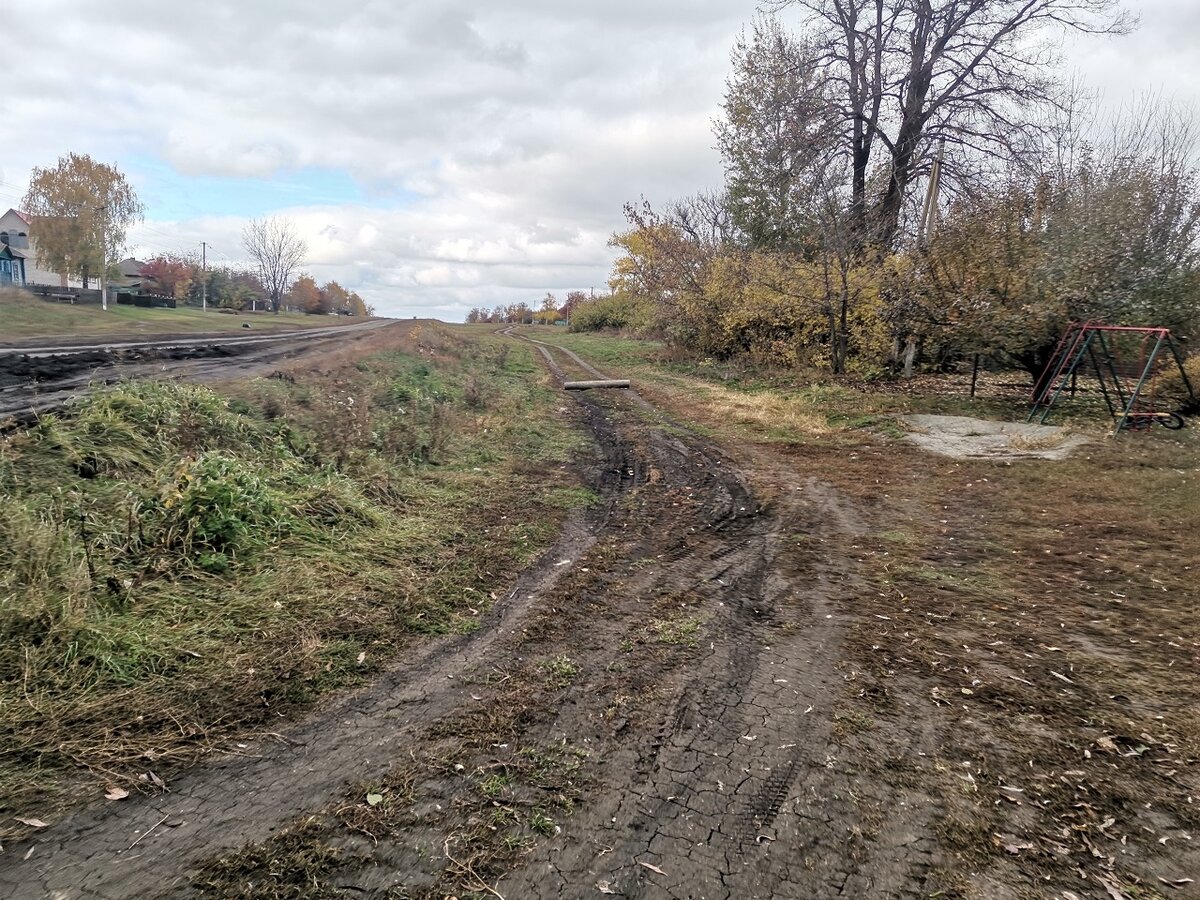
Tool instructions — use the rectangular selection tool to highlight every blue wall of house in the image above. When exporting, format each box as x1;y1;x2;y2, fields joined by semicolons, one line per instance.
0;255;25;286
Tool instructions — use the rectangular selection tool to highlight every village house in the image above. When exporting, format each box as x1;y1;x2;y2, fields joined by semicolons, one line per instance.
0;208;84;289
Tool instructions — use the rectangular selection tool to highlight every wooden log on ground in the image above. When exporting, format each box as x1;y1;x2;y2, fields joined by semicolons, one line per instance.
563;379;631;391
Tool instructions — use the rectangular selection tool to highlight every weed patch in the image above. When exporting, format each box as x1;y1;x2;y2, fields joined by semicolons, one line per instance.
0;325;588;836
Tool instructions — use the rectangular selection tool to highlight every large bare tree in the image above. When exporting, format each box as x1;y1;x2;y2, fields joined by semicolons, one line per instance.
242;217;307;313
22;153;144;308
767;0;1132;248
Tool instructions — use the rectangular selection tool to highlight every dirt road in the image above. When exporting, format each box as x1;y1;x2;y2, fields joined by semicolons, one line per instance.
1;329;1195;899
0;320;393;419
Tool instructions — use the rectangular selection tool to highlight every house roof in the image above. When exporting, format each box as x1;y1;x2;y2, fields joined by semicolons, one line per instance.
2;209;31;226
118;258;147;277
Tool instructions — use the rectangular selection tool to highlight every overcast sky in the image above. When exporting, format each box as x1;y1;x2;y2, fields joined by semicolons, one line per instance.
1;1;1194;319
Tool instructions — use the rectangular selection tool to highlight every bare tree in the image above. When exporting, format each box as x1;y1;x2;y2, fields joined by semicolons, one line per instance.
766;0;1133;248
242;217;307;313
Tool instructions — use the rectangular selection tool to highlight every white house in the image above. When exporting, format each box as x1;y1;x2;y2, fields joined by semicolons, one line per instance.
0;208;83;288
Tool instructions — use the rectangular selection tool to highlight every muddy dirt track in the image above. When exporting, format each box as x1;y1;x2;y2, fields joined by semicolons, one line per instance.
1;329;1196;899
0;320;393;420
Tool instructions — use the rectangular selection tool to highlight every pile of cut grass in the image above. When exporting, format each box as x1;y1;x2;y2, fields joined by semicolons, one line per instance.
0;325;585;832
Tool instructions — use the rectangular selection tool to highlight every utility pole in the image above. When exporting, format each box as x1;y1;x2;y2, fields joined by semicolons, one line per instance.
97;203;109;311
201;241;207;311
917;139;945;246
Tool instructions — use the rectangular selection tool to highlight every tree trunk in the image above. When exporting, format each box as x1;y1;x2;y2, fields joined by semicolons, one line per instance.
837;270;851;375
901;335;917;378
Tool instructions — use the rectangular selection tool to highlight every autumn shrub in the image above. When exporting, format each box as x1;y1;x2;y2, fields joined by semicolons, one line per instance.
568;291;654;333
1152;353;1200;410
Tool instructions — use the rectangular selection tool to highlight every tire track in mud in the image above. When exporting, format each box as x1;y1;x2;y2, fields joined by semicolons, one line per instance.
1;331;941;899
493;332;943;899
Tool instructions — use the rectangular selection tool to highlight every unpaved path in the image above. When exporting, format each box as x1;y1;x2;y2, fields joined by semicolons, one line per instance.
0;320;394;419
0;332;934;899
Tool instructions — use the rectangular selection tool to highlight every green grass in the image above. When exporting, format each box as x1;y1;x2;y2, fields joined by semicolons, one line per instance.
539;653;579;688
525;325;666;369
651;614;705;648
0;323;589;835
0;287;363;341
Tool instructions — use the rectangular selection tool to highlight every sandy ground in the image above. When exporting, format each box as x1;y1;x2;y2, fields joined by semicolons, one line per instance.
901;413;1091;460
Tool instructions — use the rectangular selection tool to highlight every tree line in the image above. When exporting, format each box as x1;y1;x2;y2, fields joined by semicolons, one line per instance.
19;154;372;317
465;291;588;325
136;253;371;316
570;0;1200;378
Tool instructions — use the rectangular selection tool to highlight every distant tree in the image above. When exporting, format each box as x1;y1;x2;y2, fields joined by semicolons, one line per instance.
287;274;324;314
347;291;369;317
509;301;534;324
231;270;266;309
22;152;144;306
140;255;195;299
242;217;307;313
321;280;350;314
562;290;588;321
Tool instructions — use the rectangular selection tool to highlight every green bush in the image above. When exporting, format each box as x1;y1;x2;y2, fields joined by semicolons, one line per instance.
569;292;654;333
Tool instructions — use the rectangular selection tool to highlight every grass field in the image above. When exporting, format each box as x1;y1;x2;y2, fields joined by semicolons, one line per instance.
5;322;1197;897
0;323;585;835
0;288;362;341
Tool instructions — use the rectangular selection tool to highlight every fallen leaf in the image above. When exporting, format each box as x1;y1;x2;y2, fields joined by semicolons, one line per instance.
366;793;383;807
1095;874;1129;900
1003;842;1034;854
998;786;1024;804
596;881;619;895
1051;671;1074;685
1159;877;1195;889
1096;736;1118;752
356;651;366;665
638;861;667;876
14;817;48;829
104;787;129;801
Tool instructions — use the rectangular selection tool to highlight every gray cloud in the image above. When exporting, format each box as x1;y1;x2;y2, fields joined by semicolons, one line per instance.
3;0;1192;318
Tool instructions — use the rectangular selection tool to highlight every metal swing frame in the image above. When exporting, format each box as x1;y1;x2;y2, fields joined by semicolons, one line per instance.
1028;322;1196;435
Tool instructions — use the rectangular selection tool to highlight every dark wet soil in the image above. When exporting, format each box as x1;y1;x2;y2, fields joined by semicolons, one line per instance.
0;323;393;420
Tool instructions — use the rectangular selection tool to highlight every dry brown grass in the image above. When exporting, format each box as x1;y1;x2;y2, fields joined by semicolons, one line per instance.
645;376;844;438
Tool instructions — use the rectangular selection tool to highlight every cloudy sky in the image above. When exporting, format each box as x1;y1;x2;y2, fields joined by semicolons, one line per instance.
1;0;1193;319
